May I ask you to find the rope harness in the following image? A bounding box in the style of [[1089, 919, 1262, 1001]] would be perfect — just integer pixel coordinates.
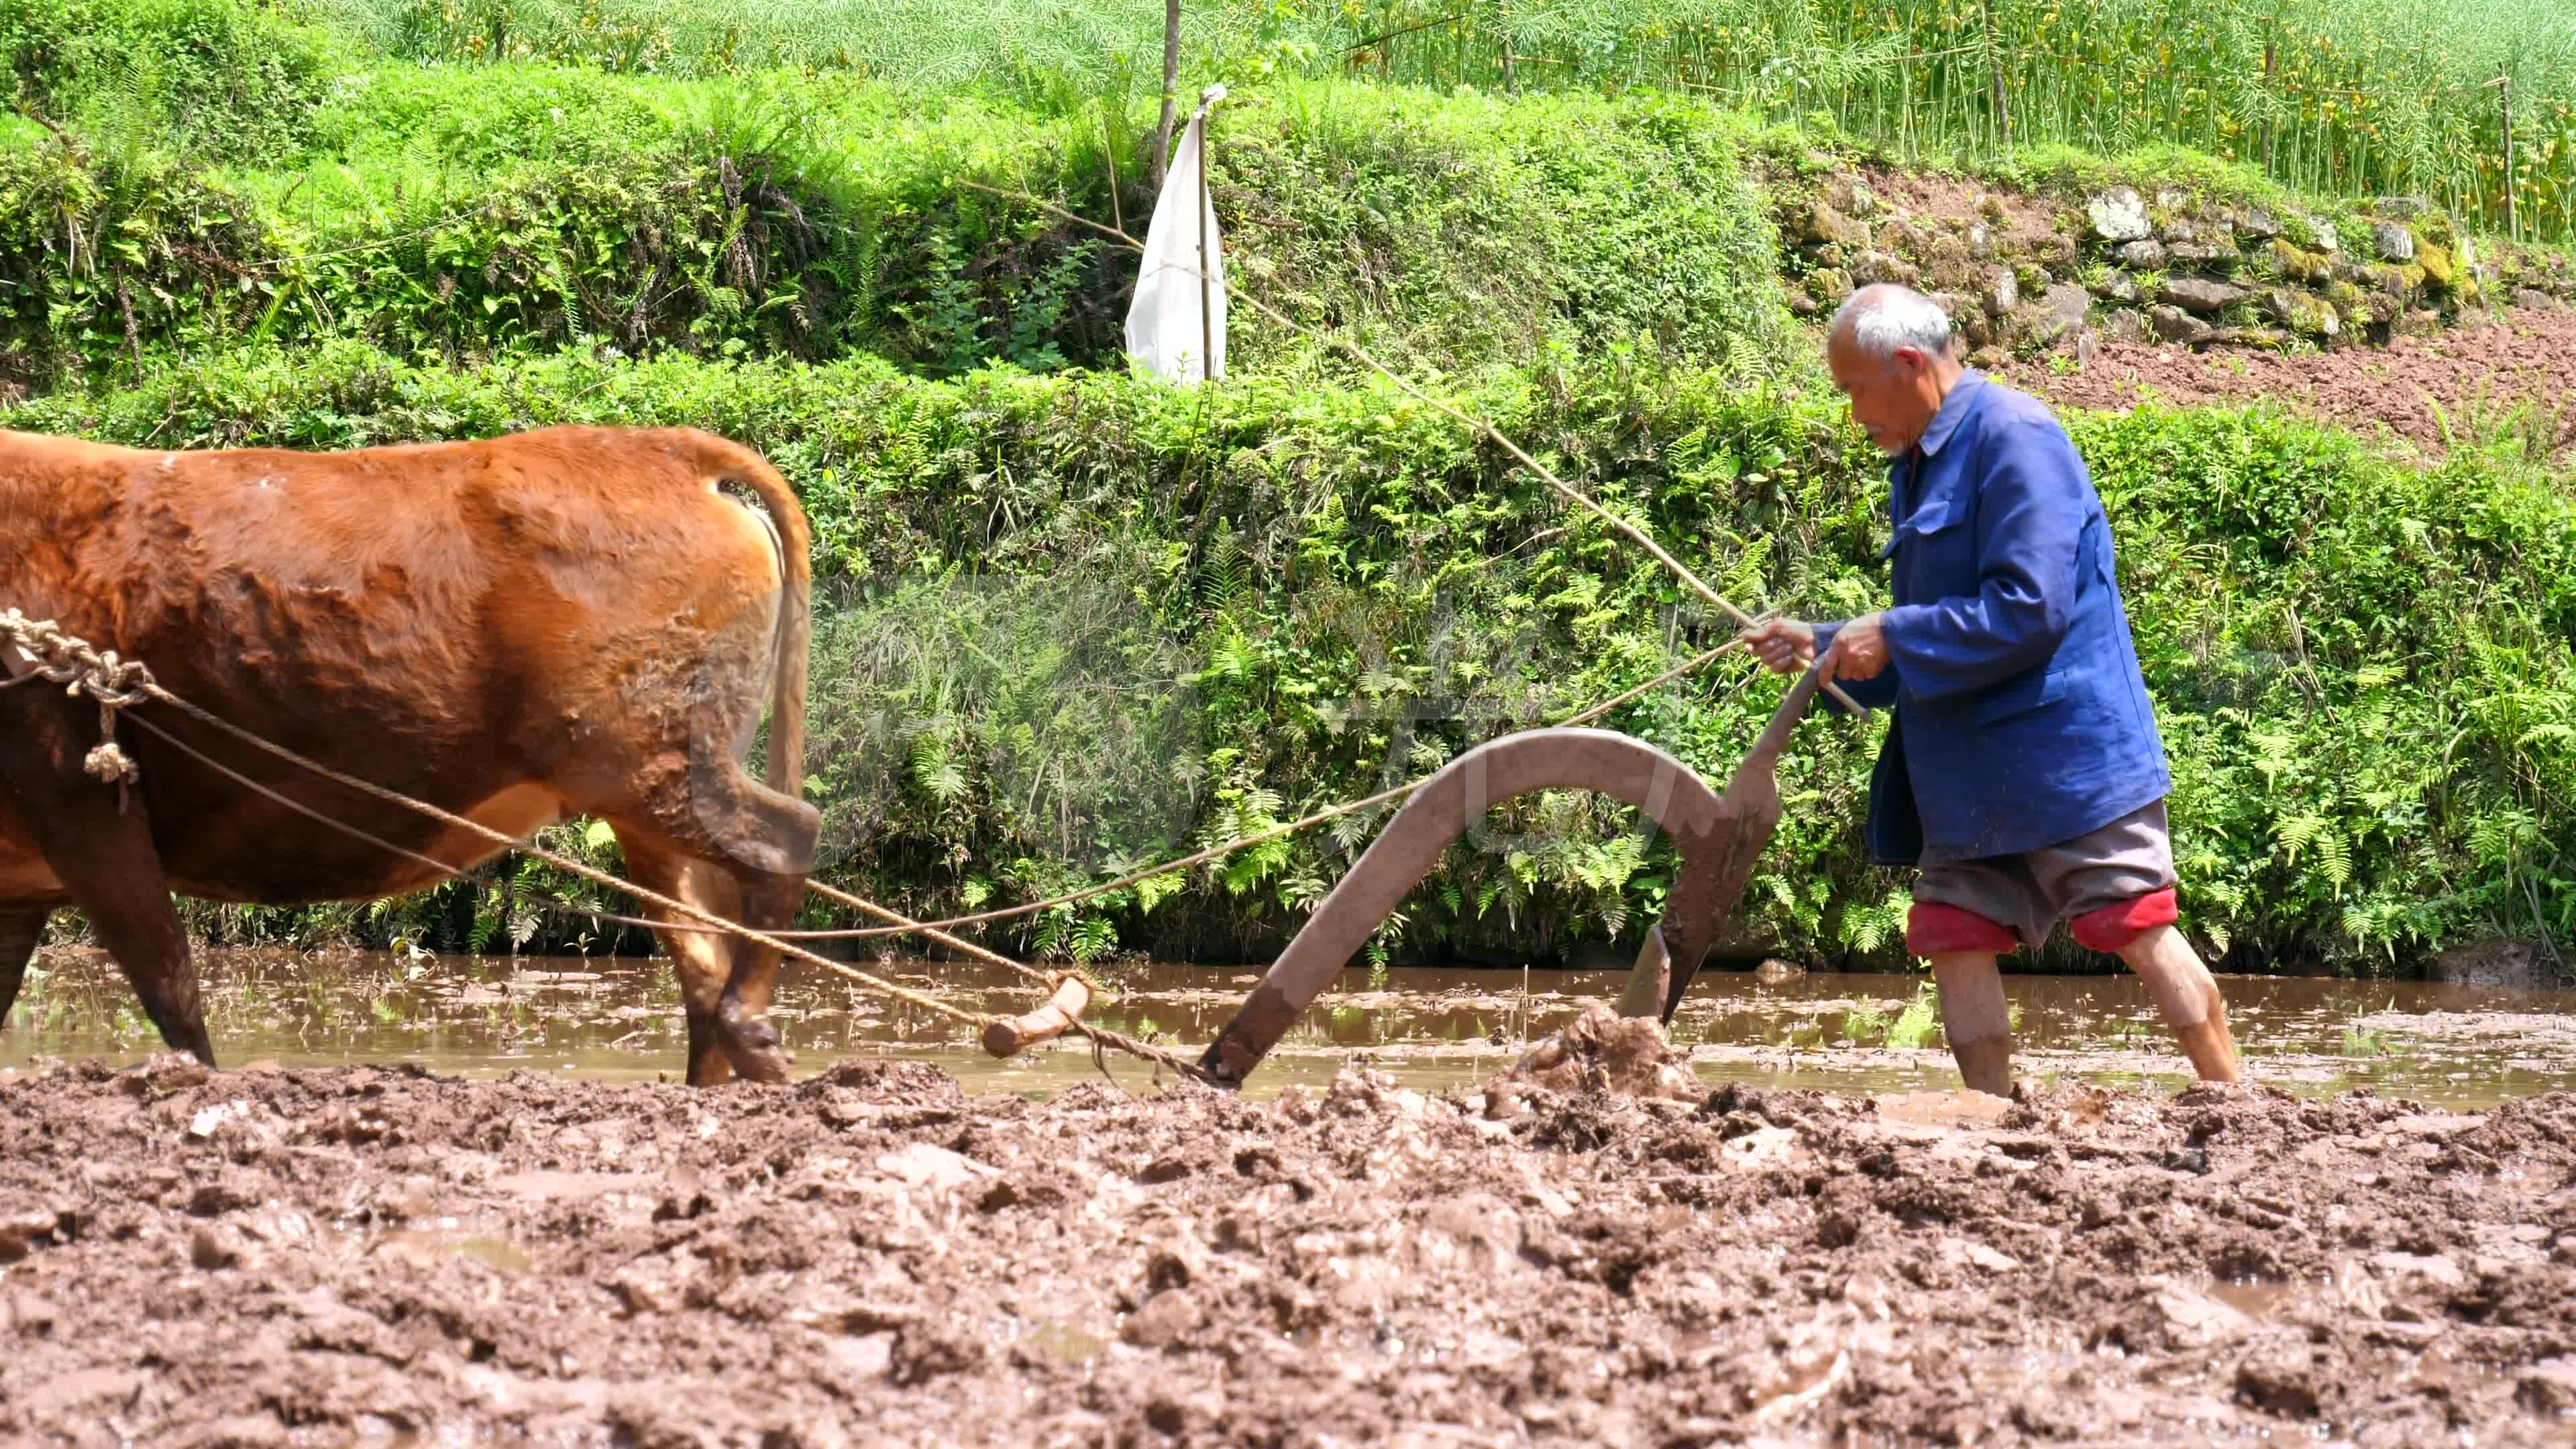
[[2, 610, 150, 809]]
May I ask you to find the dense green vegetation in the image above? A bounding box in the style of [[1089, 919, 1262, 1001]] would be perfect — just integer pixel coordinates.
[[29, 0, 2563, 239], [15, 342, 2572, 972], [1322, 0, 2576, 244], [5, 0, 2571, 976], [0, 44, 1791, 388]]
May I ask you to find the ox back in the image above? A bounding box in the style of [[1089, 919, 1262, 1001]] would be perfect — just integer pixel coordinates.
[[0, 425, 820, 1085]]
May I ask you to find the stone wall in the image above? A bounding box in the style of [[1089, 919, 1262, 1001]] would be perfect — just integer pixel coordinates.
[[1768, 158, 2576, 364]]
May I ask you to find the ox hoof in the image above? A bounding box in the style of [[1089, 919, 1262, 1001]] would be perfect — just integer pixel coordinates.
[[717, 1006, 792, 1085]]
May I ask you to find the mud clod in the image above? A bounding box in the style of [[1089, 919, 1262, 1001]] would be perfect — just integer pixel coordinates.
[[1489, 1004, 1703, 1110]]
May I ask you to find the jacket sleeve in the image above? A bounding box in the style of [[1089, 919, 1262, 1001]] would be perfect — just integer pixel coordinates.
[[1878, 417, 2086, 703], [1808, 619, 1901, 713]]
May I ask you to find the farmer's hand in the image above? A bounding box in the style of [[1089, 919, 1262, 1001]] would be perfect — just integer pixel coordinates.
[[1823, 612, 1890, 681], [1739, 618, 1817, 674]]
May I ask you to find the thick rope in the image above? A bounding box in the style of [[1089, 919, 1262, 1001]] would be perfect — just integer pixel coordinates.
[[1, 180, 1797, 1064], [2, 608, 1745, 1082], [3, 609, 149, 808], [1, 613, 1212, 1085]]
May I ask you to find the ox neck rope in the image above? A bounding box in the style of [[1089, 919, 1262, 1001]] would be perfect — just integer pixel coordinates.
[[1, 610, 148, 812]]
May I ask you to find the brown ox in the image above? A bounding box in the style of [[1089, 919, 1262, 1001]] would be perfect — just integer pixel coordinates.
[[0, 425, 821, 1085]]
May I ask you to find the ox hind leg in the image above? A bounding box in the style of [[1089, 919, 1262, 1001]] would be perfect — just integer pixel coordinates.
[[0, 906, 44, 1030], [612, 833, 751, 1085], [606, 768, 818, 1087], [577, 600, 821, 1086], [0, 717, 213, 1064]]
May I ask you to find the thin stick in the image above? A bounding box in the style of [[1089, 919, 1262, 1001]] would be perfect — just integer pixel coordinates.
[[1151, 0, 1179, 191], [1341, 9, 1472, 56], [1194, 98, 1218, 384], [2259, 33, 2275, 173], [1982, 0, 2010, 156], [1102, 113, 1124, 238]]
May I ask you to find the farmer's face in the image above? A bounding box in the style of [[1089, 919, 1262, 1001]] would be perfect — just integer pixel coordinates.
[[1829, 331, 1949, 455]]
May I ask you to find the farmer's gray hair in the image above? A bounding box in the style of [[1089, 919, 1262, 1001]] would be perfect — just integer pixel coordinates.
[[1831, 284, 1955, 359]]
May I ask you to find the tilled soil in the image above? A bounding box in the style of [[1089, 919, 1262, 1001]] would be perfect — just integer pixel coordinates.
[[3, 1055, 2574, 1447], [2000, 304, 2576, 458]]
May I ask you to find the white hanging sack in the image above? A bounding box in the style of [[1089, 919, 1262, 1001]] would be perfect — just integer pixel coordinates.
[[1124, 89, 1228, 384]]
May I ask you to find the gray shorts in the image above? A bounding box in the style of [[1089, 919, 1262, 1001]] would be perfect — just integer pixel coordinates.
[[1912, 800, 2176, 949]]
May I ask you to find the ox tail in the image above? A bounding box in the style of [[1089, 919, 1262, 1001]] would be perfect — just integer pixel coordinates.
[[692, 433, 811, 807]]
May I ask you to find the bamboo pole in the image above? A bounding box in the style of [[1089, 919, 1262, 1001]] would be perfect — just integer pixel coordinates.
[[2500, 75, 2519, 240], [1102, 113, 1123, 239], [1982, 0, 2010, 156], [2261, 34, 2277, 173], [1900, 44, 1915, 162]]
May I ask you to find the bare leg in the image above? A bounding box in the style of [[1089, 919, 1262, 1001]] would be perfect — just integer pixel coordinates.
[[1929, 951, 2013, 1096], [2116, 924, 2241, 1083]]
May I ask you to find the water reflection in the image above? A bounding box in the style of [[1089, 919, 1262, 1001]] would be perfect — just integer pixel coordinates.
[[5, 947, 2571, 1108]]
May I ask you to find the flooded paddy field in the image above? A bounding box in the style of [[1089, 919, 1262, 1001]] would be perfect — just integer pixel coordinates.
[[7, 947, 2574, 1108], [5, 949, 2576, 1446]]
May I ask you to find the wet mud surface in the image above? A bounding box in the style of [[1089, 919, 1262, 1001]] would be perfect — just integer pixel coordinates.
[[14, 949, 2576, 1107], [3, 1053, 2575, 1446], [2000, 304, 2576, 458]]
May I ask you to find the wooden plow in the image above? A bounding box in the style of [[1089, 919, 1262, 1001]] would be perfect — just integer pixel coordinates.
[[1197, 662, 1833, 1087]]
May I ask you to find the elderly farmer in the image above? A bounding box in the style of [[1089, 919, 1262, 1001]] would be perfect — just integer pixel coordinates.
[[1742, 284, 2241, 1097]]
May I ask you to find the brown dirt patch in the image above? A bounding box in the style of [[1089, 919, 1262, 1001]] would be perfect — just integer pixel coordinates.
[[1998, 305, 2576, 458], [1858, 163, 2068, 253], [4, 1056, 2575, 1445]]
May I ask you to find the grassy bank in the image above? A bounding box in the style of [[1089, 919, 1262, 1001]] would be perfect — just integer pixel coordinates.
[[22, 0, 2567, 241], [13, 342, 2571, 974], [0, 60, 1794, 389]]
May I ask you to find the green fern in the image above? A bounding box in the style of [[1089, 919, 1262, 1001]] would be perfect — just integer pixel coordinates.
[[1839, 886, 1911, 956], [1067, 914, 1117, 963], [908, 734, 969, 803]]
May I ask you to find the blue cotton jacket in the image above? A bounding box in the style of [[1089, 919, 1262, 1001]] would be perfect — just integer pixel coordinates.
[[1813, 372, 2170, 864]]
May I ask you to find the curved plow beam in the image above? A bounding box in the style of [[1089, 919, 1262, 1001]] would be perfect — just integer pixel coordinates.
[[1199, 665, 1829, 1087]]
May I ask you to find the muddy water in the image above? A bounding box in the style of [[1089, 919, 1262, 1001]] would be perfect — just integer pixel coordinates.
[[7, 946, 2573, 1106]]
